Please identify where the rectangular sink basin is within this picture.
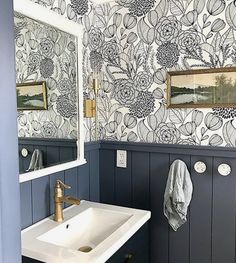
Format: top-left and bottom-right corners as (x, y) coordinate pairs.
(22, 201), (151, 263)
(38, 207), (132, 251)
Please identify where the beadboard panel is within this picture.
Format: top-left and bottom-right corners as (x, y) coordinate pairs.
(21, 141), (236, 263)
(20, 142), (100, 229)
(100, 141), (236, 263)
(18, 138), (77, 173)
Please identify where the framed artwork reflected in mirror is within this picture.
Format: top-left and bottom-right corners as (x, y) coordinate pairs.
(17, 81), (47, 110)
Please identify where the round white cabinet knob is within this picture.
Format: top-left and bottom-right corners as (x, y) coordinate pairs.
(194, 161), (207, 174)
(218, 163), (231, 176)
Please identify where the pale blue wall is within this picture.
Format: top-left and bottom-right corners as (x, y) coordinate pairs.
(0, 0), (21, 262)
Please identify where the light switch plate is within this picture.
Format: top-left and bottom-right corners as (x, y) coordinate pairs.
(117, 150), (127, 168)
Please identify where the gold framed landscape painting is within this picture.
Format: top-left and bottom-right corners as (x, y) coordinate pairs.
(167, 67), (236, 108)
(16, 81), (47, 110)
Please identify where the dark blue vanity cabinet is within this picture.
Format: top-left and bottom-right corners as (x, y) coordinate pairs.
(106, 224), (149, 263)
(22, 257), (43, 263)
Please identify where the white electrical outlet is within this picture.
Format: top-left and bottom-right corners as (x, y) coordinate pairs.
(117, 150), (127, 168)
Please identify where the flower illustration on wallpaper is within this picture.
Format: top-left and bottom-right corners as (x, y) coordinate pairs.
(209, 134), (223, 146)
(123, 13), (137, 29)
(179, 122), (197, 136)
(16, 11), (78, 137)
(28, 52), (41, 73)
(112, 79), (138, 106)
(102, 41), (120, 62)
(211, 18), (226, 32)
(156, 16), (181, 43)
(39, 38), (54, 57)
(58, 78), (73, 94)
(39, 58), (54, 78)
(226, 1), (236, 30)
(129, 91), (155, 118)
(177, 29), (201, 54)
(204, 113), (223, 131)
(89, 27), (104, 50)
(104, 25), (117, 38)
(156, 42), (179, 68)
(156, 123), (180, 144)
(134, 72), (153, 90)
(124, 113), (137, 129)
(207, 0), (226, 16)
(70, 0), (88, 16)
(78, 0), (236, 145)
(213, 108), (236, 119)
(56, 95), (77, 118)
(126, 0), (156, 17)
(180, 11), (198, 27)
(223, 120), (236, 146)
(42, 121), (57, 138)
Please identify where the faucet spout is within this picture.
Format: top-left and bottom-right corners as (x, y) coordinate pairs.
(54, 180), (81, 222)
(61, 196), (81, 205)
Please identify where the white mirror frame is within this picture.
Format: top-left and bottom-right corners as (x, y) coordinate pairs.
(14, 0), (86, 183)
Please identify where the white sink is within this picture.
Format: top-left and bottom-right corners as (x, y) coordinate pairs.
(22, 200), (151, 263)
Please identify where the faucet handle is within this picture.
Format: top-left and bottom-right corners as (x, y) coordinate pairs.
(55, 180), (71, 189)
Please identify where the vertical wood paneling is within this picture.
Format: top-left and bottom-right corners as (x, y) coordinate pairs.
(99, 149), (115, 204)
(89, 149), (100, 202)
(32, 176), (50, 223)
(169, 154), (191, 263)
(18, 139), (77, 172)
(46, 146), (59, 166)
(21, 142), (236, 263)
(115, 151), (132, 207)
(60, 147), (73, 163)
(20, 181), (32, 229)
(132, 152), (150, 210)
(150, 153), (169, 263)
(190, 156), (212, 263)
(212, 157), (236, 263)
(78, 151), (90, 200)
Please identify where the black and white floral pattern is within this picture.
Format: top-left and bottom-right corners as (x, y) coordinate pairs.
(15, 13), (77, 139)
(28, 0), (236, 146)
(156, 42), (180, 67)
(128, 0), (156, 17)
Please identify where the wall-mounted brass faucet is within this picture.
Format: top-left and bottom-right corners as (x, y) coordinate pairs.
(54, 180), (81, 222)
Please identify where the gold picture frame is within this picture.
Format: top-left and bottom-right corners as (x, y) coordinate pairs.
(167, 67), (236, 108)
(16, 81), (47, 110)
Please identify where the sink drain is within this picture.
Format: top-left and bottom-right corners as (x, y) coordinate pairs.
(78, 246), (93, 253)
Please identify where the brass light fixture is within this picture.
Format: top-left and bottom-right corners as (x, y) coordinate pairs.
(83, 74), (99, 118)
(84, 99), (96, 118)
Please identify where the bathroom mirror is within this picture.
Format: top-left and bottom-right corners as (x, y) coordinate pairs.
(14, 0), (86, 183)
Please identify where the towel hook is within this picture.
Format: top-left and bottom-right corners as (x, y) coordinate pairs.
(21, 148), (29, 157)
(218, 163), (231, 176)
(194, 161), (207, 174)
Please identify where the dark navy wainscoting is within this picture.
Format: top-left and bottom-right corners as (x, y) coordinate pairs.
(21, 141), (236, 263)
(20, 142), (100, 229)
(100, 141), (236, 263)
(18, 138), (77, 173)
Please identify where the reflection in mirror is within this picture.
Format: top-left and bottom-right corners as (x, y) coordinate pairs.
(14, 12), (78, 174)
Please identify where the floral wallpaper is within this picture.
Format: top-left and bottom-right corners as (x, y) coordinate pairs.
(15, 12), (78, 139)
(30, 0), (236, 147)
